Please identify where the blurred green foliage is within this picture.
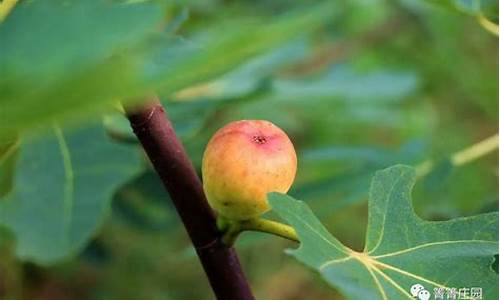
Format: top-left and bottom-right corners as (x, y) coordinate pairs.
(0, 0), (497, 299)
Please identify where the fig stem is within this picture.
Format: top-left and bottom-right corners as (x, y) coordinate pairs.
(218, 217), (300, 246)
(126, 99), (254, 299)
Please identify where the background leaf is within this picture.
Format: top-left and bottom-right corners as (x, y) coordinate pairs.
(0, 0), (165, 137)
(0, 0), (339, 138)
(0, 122), (141, 264)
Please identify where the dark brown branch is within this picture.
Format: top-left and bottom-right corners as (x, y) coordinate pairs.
(125, 97), (254, 300)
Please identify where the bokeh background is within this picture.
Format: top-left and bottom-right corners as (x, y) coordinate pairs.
(0, 0), (498, 299)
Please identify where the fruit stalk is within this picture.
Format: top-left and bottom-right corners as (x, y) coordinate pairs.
(125, 97), (254, 300)
(218, 217), (300, 246)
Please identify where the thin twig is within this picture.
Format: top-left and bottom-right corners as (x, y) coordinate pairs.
(0, 0), (19, 23)
(416, 133), (499, 177)
(477, 14), (499, 36)
(125, 97), (254, 300)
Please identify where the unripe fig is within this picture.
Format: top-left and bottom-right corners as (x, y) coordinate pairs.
(202, 120), (297, 220)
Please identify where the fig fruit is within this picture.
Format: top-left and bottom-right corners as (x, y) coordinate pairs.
(202, 120), (297, 220)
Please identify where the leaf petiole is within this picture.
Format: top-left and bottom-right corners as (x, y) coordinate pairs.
(0, 0), (19, 23)
(415, 133), (499, 177)
(217, 216), (300, 246)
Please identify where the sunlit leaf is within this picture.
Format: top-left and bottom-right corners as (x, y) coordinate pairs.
(0, 0), (164, 138)
(0, 0), (338, 138)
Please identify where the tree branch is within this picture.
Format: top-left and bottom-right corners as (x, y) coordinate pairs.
(125, 97), (254, 300)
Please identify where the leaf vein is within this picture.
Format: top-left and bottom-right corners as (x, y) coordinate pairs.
(371, 267), (414, 299)
(355, 257), (388, 300)
(319, 256), (353, 270)
(372, 260), (448, 289)
(54, 126), (74, 248)
(367, 169), (407, 254)
(290, 209), (349, 255)
(373, 240), (497, 259)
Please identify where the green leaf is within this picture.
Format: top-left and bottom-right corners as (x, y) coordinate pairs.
(0, 123), (141, 264)
(272, 65), (419, 103)
(170, 40), (309, 101)
(0, 0), (339, 138)
(293, 141), (428, 215)
(112, 169), (178, 232)
(269, 165), (498, 299)
(150, 2), (339, 97)
(0, 0), (165, 137)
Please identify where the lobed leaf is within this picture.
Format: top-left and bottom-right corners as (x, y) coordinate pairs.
(269, 165), (498, 299)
